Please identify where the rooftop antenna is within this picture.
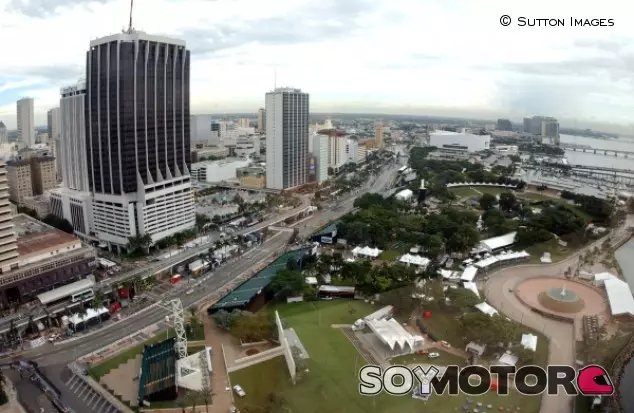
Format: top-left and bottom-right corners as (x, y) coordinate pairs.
(128, 0), (134, 33)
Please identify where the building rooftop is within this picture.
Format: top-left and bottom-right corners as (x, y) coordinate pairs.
(13, 214), (79, 257)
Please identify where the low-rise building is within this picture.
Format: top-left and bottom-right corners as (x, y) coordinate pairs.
(191, 158), (252, 183)
(191, 146), (229, 162)
(0, 213), (96, 308)
(237, 166), (266, 189)
(21, 195), (50, 218)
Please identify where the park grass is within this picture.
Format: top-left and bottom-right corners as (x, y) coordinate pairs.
(526, 238), (579, 264)
(449, 187), (478, 197)
(378, 249), (401, 262)
(229, 300), (542, 413)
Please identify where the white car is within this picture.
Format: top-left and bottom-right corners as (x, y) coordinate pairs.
(48, 334), (60, 343)
(233, 385), (246, 397)
(428, 352), (440, 359)
(186, 289), (194, 295)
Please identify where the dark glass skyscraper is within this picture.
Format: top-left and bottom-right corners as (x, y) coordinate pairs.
(86, 31), (195, 250)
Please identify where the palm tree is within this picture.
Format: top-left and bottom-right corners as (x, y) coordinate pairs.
(93, 291), (104, 323)
(176, 394), (187, 413)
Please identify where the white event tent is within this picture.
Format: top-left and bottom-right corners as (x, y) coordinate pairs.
(473, 250), (530, 269)
(603, 278), (634, 317)
(461, 266), (478, 282)
(521, 333), (538, 352)
(474, 302), (498, 316)
(463, 282), (480, 298)
(351, 246), (382, 258)
(366, 318), (424, 352)
(399, 254), (430, 268)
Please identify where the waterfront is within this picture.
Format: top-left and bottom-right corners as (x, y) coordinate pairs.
(551, 135), (634, 412)
(616, 237), (634, 413)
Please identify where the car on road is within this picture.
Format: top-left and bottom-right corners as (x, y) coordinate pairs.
(428, 352), (440, 359)
(186, 289), (194, 295)
(233, 385), (246, 397)
(48, 334), (60, 342)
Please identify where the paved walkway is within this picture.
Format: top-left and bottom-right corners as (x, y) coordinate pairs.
(484, 220), (634, 413)
(0, 378), (27, 413)
(200, 317), (234, 413)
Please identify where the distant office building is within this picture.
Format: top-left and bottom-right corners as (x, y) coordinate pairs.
(497, 118), (512, 131)
(265, 87), (309, 190)
(429, 131), (490, 152)
(523, 115), (559, 144)
(238, 118), (250, 128)
(523, 117), (532, 133)
(16, 98), (35, 147)
(0, 122), (7, 144)
(190, 115), (213, 144)
(312, 134), (328, 183)
(257, 108), (265, 133)
(47, 108), (60, 143)
(86, 31), (194, 251)
(6, 159), (32, 203)
(375, 120), (384, 148)
(328, 135), (347, 168)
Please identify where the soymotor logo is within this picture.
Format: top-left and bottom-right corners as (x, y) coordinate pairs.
(359, 364), (614, 397)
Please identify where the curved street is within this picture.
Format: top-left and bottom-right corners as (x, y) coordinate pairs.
(484, 218), (633, 413)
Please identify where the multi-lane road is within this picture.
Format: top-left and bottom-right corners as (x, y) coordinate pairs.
(9, 159), (403, 413)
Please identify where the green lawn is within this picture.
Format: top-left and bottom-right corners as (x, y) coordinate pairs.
(391, 349), (466, 366)
(378, 249), (401, 262)
(526, 239), (579, 264)
(449, 187), (478, 197)
(229, 301), (542, 413)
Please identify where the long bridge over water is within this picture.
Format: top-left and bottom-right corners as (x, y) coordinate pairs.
(561, 145), (634, 158)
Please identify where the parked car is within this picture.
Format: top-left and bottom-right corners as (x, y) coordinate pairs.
(48, 334), (60, 343)
(428, 352), (440, 359)
(233, 385), (246, 397)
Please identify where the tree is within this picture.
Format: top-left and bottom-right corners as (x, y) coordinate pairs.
(269, 269), (306, 299)
(479, 193), (497, 210)
(446, 288), (480, 310)
(230, 311), (273, 343)
(25, 315), (37, 336)
(127, 233), (152, 254)
(195, 213), (211, 232)
(514, 346), (535, 367)
(42, 214), (73, 233)
(212, 309), (242, 330)
(185, 390), (200, 412)
(498, 192), (519, 212)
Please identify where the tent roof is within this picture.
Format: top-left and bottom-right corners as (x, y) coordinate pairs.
(480, 232), (517, 251)
(521, 333), (538, 352)
(474, 302), (498, 316)
(604, 278), (634, 316)
(463, 282), (480, 299)
(461, 266), (478, 282)
(399, 254), (430, 267)
(366, 318), (423, 351)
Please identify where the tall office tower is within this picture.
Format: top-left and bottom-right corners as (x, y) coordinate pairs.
(265, 88), (309, 190)
(16, 98), (35, 147)
(86, 31), (194, 251)
(257, 108), (265, 133)
(0, 161), (19, 274)
(0, 122), (7, 144)
(496, 118), (512, 131)
(190, 114), (213, 144)
(375, 120), (384, 148)
(312, 134), (328, 183)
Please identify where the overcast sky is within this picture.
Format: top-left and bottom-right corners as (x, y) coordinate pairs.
(1, 0), (633, 133)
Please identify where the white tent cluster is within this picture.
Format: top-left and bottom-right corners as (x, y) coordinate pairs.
(578, 272), (634, 317)
(473, 250), (530, 269)
(474, 302), (498, 316)
(446, 182), (518, 190)
(351, 246), (382, 258)
(366, 318), (424, 351)
(398, 253), (430, 268)
(476, 232), (517, 253)
(68, 307), (109, 327)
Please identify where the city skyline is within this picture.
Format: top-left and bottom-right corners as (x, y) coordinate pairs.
(1, 0), (634, 133)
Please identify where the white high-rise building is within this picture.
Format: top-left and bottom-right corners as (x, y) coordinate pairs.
(312, 134), (328, 184)
(49, 80), (95, 240)
(16, 98), (35, 147)
(265, 88), (309, 190)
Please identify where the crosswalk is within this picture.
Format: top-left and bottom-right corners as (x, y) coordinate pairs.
(65, 374), (123, 413)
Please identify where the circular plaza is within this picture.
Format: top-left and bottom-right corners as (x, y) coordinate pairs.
(515, 278), (608, 320)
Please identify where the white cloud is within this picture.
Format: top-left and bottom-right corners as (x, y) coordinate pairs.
(0, 0), (633, 133)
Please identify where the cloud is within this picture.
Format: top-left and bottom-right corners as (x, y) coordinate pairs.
(181, 0), (374, 55)
(5, 0), (110, 17)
